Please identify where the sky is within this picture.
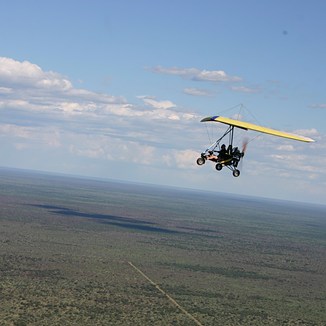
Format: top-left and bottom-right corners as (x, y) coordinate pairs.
(0, 0), (325, 205)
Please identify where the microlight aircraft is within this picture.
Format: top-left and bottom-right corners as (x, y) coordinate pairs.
(197, 115), (315, 177)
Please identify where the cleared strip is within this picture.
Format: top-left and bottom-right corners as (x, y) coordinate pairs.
(128, 261), (203, 326)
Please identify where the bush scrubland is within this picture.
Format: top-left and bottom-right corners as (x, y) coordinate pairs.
(0, 169), (325, 325)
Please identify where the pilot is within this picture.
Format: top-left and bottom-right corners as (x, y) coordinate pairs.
(218, 144), (228, 160)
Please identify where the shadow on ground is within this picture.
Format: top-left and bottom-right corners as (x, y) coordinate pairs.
(29, 204), (180, 234)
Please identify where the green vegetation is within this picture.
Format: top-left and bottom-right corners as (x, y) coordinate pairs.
(0, 168), (325, 325)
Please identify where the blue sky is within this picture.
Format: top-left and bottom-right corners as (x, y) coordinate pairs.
(0, 0), (325, 204)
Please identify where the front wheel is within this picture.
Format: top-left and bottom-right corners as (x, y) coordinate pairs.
(197, 157), (205, 165)
(215, 163), (223, 171)
(233, 169), (240, 177)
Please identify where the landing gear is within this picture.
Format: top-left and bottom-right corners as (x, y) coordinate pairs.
(215, 163), (239, 177)
(196, 157), (205, 165)
(233, 169), (240, 177)
(215, 163), (223, 171)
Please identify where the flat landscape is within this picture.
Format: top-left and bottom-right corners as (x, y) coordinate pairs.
(0, 168), (325, 325)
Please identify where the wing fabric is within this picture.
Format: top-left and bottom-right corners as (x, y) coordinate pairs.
(201, 116), (315, 143)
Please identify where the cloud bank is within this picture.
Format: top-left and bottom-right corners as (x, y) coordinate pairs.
(0, 57), (324, 204)
(0, 57), (202, 172)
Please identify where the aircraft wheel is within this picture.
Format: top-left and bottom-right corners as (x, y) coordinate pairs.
(197, 157), (205, 165)
(215, 163), (223, 171)
(233, 169), (240, 177)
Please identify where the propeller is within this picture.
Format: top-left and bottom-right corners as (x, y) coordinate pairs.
(238, 137), (249, 171)
(242, 137), (249, 156)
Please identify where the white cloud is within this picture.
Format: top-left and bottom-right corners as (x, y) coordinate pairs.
(0, 123), (62, 151)
(69, 144), (105, 159)
(0, 57), (124, 116)
(0, 57), (202, 129)
(57, 101), (97, 115)
(0, 124), (31, 138)
(173, 149), (198, 169)
(270, 153), (305, 162)
(0, 57), (72, 90)
(151, 65), (242, 83)
(0, 87), (12, 94)
(182, 112), (197, 120)
(195, 70), (241, 82)
(0, 57), (206, 174)
(0, 99), (32, 109)
(151, 66), (198, 77)
(231, 85), (260, 93)
(141, 97), (176, 109)
(276, 144), (295, 151)
(0, 57), (203, 135)
(183, 87), (212, 96)
(68, 133), (158, 165)
(268, 151), (321, 174)
(135, 96), (199, 121)
(309, 103), (326, 109)
(293, 128), (319, 138)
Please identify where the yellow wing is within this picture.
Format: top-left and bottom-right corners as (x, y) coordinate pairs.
(201, 116), (315, 143)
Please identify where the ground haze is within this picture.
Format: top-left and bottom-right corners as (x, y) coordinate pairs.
(0, 168), (325, 325)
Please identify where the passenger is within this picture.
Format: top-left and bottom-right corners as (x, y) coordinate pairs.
(206, 150), (218, 161)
